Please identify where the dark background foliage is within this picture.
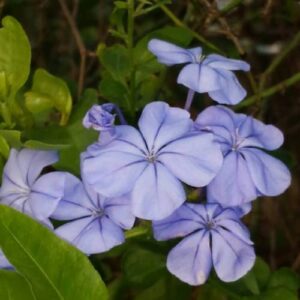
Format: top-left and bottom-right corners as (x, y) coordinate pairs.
(1, 0), (299, 299)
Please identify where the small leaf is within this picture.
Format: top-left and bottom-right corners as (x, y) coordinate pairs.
(25, 69), (72, 125)
(268, 268), (300, 292)
(0, 16), (31, 99)
(0, 270), (35, 300)
(123, 247), (166, 288)
(0, 134), (10, 158)
(0, 129), (22, 148)
(99, 76), (128, 104)
(23, 139), (70, 150)
(0, 205), (108, 300)
(99, 45), (131, 81)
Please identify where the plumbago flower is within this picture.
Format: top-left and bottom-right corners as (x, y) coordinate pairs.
(82, 101), (223, 220)
(148, 39), (250, 105)
(51, 173), (135, 255)
(0, 148), (66, 226)
(83, 103), (116, 132)
(195, 106), (291, 206)
(153, 202), (255, 285)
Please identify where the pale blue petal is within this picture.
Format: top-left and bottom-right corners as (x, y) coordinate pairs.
(153, 203), (204, 241)
(208, 70), (247, 104)
(18, 149), (58, 186)
(0, 250), (13, 269)
(103, 194), (135, 229)
(30, 171), (66, 220)
(131, 163), (185, 220)
(212, 228), (255, 282)
(82, 151), (148, 197)
(56, 216), (125, 255)
(167, 230), (212, 285)
(241, 148), (291, 196)
(51, 173), (93, 220)
(204, 54), (250, 71)
(138, 102), (192, 152)
(237, 116), (284, 150)
(158, 132), (223, 187)
(207, 151), (258, 206)
(195, 105), (235, 148)
(177, 63), (221, 93)
(148, 39), (201, 65)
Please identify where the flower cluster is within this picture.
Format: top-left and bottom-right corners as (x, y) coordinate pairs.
(0, 39), (291, 285)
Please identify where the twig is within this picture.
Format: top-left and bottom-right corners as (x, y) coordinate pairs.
(292, 252), (300, 271)
(200, 0), (258, 93)
(160, 4), (224, 54)
(236, 71), (300, 109)
(58, 0), (86, 98)
(259, 30), (300, 90)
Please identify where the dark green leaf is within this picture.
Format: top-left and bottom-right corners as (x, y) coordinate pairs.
(0, 205), (108, 300)
(99, 45), (131, 81)
(123, 247), (166, 288)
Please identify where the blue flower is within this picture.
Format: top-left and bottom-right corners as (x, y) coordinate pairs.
(51, 173), (135, 255)
(82, 101), (223, 220)
(195, 105), (291, 206)
(0, 149), (66, 226)
(148, 39), (250, 105)
(83, 103), (116, 132)
(153, 202), (255, 285)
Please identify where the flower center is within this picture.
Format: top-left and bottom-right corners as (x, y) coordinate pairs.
(92, 208), (105, 217)
(206, 220), (216, 230)
(146, 151), (157, 163)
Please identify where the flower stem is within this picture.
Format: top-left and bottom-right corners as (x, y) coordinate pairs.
(184, 89), (195, 111)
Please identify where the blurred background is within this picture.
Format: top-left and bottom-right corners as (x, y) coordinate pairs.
(1, 0), (299, 298)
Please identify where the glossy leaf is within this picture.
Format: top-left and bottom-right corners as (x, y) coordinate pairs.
(0, 205), (108, 300)
(25, 69), (72, 125)
(0, 270), (35, 300)
(0, 16), (31, 99)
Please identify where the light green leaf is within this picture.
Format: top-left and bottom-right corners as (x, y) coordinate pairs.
(0, 270), (35, 300)
(0, 129), (22, 148)
(23, 139), (70, 150)
(0, 134), (9, 158)
(0, 205), (108, 300)
(25, 69), (72, 125)
(0, 16), (31, 100)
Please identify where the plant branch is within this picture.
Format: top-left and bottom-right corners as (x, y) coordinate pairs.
(236, 71), (300, 109)
(58, 0), (86, 98)
(259, 30), (300, 90)
(160, 4), (224, 54)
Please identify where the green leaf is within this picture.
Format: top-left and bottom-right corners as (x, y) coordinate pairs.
(23, 89), (98, 175)
(23, 139), (70, 150)
(0, 16), (31, 99)
(252, 257), (271, 290)
(99, 45), (131, 81)
(0, 134), (9, 158)
(0, 205), (108, 300)
(0, 270), (35, 300)
(25, 69), (72, 125)
(99, 76), (128, 105)
(268, 268), (300, 292)
(257, 287), (298, 300)
(123, 246), (166, 288)
(0, 129), (22, 148)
